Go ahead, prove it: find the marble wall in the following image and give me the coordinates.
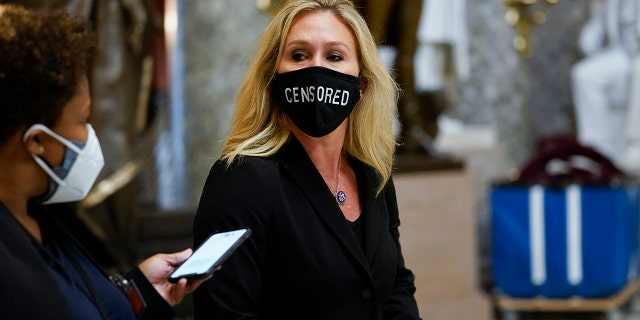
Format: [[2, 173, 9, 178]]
[[182, 1, 271, 207], [445, 0, 589, 169], [526, 1, 589, 140]]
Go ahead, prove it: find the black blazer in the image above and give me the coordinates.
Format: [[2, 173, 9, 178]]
[[193, 138, 421, 320], [0, 200, 172, 320]]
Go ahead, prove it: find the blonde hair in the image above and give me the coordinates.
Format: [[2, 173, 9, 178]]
[[222, 0, 398, 195]]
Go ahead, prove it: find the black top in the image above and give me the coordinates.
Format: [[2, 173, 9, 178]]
[[193, 137, 421, 320], [42, 224, 135, 320], [0, 199, 174, 320], [348, 215, 365, 247]]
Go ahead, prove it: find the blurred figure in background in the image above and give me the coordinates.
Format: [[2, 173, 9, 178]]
[[353, 0, 466, 170], [571, 0, 639, 170]]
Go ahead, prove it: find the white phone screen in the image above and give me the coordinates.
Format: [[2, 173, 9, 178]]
[[169, 228, 251, 282]]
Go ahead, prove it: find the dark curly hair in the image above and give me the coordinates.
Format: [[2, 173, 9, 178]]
[[0, 5, 96, 145]]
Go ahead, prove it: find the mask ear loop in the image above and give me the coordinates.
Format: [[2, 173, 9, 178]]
[[23, 124, 84, 154], [22, 124, 85, 187], [30, 155, 67, 186]]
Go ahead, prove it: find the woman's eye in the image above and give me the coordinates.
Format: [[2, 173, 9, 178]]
[[327, 53, 343, 62], [292, 51, 306, 62]]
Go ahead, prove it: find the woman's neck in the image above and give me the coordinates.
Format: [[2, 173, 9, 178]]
[[0, 192, 42, 242], [0, 150, 43, 242], [294, 132, 343, 170], [289, 118, 347, 170]]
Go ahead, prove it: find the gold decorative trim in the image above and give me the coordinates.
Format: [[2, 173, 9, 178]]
[[503, 0, 559, 56]]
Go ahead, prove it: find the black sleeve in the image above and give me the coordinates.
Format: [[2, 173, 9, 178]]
[[124, 267, 175, 320], [192, 158, 273, 320], [382, 178, 422, 320]]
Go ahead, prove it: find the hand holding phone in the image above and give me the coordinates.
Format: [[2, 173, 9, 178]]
[[169, 228, 251, 283]]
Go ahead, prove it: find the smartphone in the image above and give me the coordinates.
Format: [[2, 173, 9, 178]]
[[168, 228, 251, 283]]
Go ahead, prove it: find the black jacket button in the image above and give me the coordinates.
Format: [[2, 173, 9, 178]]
[[362, 288, 372, 300]]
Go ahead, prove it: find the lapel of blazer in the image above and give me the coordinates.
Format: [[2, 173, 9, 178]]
[[279, 138, 372, 275], [351, 160, 383, 262]]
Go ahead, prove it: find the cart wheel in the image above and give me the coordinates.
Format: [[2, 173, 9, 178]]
[[501, 310, 519, 320], [605, 308, 624, 320]]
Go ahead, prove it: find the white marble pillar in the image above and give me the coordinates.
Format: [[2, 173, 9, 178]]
[[156, 1, 270, 210]]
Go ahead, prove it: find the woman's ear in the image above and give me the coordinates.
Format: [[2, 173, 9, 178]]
[[23, 129, 45, 156], [359, 76, 367, 97]]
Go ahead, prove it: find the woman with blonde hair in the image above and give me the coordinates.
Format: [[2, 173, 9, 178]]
[[193, 0, 421, 318]]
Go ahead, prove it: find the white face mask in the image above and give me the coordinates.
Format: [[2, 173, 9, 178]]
[[23, 124, 105, 204]]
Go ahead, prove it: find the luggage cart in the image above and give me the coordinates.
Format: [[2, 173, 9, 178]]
[[491, 277, 640, 320], [484, 137, 640, 320]]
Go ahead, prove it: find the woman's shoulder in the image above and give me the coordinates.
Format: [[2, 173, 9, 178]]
[[197, 155, 279, 220], [204, 155, 282, 188], [212, 154, 280, 174]]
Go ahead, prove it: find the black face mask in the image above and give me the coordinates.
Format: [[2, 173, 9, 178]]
[[272, 66, 361, 137]]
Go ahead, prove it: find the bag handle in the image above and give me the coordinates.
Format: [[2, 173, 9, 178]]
[[516, 135, 624, 185]]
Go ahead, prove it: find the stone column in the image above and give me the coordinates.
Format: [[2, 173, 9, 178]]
[[157, 1, 270, 210], [526, 1, 589, 140], [445, 0, 532, 169]]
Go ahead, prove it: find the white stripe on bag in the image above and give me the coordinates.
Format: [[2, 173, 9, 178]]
[[567, 185, 583, 285], [530, 185, 546, 285]]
